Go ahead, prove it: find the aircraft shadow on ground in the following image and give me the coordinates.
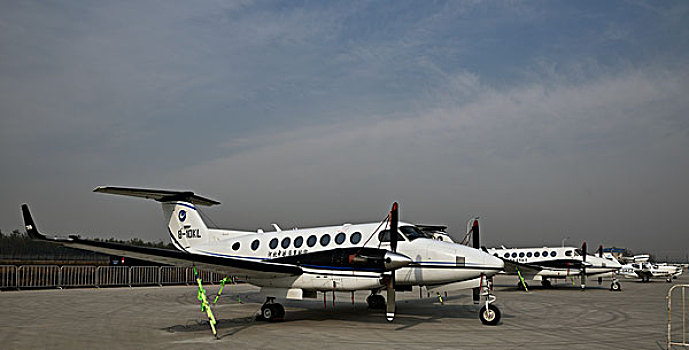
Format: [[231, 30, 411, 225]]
[[164, 292, 511, 338]]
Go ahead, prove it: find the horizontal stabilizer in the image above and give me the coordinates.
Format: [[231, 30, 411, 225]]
[[94, 186, 220, 206]]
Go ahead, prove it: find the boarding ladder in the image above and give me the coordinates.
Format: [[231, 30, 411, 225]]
[[667, 284, 689, 349]]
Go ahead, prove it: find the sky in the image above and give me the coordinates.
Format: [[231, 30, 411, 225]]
[[1, 1, 688, 260]]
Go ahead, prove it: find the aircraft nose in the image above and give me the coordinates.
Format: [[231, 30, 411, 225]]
[[484, 252, 504, 271]]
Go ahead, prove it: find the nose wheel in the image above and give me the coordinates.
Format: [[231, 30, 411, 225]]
[[479, 303, 501, 326], [478, 276, 501, 325]]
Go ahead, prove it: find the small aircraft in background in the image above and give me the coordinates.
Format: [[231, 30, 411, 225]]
[[486, 243, 622, 291], [619, 262, 683, 282], [22, 186, 506, 336]]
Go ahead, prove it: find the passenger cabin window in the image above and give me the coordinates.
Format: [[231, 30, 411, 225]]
[[335, 232, 346, 245], [542, 251, 548, 257], [503, 253, 510, 258], [519, 252, 525, 258], [294, 236, 303, 248], [307, 235, 317, 247], [565, 250, 572, 257], [232, 242, 240, 250], [550, 251, 557, 257], [269, 238, 278, 249], [534, 252, 540, 257], [378, 230, 405, 242], [350, 232, 362, 244], [320, 234, 331, 246], [281, 237, 291, 249], [494, 253, 499, 257], [526, 252, 532, 258], [251, 239, 260, 251], [511, 252, 517, 258]]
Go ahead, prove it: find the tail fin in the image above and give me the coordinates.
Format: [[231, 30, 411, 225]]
[[21, 204, 47, 240], [94, 186, 220, 251]]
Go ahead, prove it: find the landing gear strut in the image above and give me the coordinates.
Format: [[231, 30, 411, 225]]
[[366, 292, 386, 309], [258, 297, 285, 322], [479, 276, 501, 326]]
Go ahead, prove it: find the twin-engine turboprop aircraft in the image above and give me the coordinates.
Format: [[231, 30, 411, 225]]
[[22, 186, 505, 326], [487, 243, 622, 291], [619, 262, 683, 282]]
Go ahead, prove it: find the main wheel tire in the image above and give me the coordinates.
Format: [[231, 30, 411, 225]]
[[610, 282, 621, 291], [541, 280, 552, 288], [479, 304, 501, 326], [261, 304, 273, 320], [367, 295, 385, 309], [517, 281, 528, 290], [274, 303, 285, 319]]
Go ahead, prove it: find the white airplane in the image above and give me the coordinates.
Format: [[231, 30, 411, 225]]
[[619, 262, 683, 282], [486, 243, 622, 291], [21, 186, 505, 331]]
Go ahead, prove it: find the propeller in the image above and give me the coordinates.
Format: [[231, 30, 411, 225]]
[[581, 242, 587, 290], [598, 245, 603, 285], [471, 218, 481, 304], [386, 202, 399, 322]]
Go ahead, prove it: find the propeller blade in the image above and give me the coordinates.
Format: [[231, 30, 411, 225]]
[[599, 245, 603, 258], [390, 202, 398, 253], [471, 218, 480, 249], [471, 218, 481, 304], [581, 242, 587, 289], [386, 202, 399, 322], [386, 276, 395, 322]]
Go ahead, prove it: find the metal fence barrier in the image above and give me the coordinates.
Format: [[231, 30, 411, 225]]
[[668, 284, 689, 349], [0, 265, 229, 290], [0, 265, 17, 288], [61, 266, 96, 287], [17, 265, 60, 288], [160, 266, 188, 285]]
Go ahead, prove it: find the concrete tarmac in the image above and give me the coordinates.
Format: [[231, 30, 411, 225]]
[[1, 274, 686, 350]]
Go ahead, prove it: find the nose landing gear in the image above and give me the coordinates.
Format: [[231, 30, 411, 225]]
[[479, 276, 501, 326]]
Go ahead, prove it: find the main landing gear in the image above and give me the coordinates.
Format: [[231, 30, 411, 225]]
[[610, 279, 622, 291], [257, 297, 285, 322], [540, 279, 552, 288], [366, 292, 386, 309]]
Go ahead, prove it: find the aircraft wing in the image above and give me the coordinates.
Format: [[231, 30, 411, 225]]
[[499, 258, 542, 278], [22, 204, 301, 279]]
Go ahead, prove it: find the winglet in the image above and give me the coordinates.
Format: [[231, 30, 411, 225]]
[[21, 204, 47, 240]]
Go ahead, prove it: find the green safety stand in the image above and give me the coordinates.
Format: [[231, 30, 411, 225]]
[[193, 267, 218, 338], [213, 276, 242, 304], [516, 268, 529, 292]]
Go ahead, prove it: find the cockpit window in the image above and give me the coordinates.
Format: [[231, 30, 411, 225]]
[[565, 250, 572, 257], [573, 249, 582, 256], [378, 229, 406, 242], [399, 226, 433, 241]]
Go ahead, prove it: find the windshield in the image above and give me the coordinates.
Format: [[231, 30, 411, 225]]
[[400, 225, 434, 241], [573, 249, 582, 257]]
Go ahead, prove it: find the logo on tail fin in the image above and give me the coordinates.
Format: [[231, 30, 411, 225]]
[[178, 210, 186, 222]]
